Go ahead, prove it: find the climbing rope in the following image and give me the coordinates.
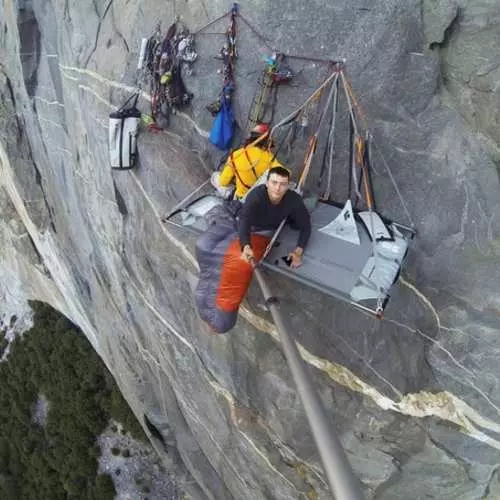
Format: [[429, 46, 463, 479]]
[[342, 73, 368, 132], [340, 71, 363, 201], [297, 73, 339, 192], [340, 73, 416, 229], [270, 67, 340, 137], [256, 69, 342, 265], [371, 139, 416, 229], [160, 6, 415, 239], [283, 53, 340, 65], [195, 10, 339, 66], [334, 72, 384, 298], [318, 76, 339, 200], [193, 9, 233, 35], [238, 13, 275, 52]]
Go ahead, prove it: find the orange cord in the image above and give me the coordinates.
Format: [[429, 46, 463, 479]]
[[343, 74, 368, 132]]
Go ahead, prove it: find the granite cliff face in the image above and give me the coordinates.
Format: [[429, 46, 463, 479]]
[[1, 0, 500, 498]]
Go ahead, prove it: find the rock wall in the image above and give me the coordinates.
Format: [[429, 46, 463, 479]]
[[1, 0, 500, 498]]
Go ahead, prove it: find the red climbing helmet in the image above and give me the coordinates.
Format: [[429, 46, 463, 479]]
[[250, 123, 270, 136]]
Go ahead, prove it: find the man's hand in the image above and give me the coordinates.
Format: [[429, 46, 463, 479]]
[[287, 247, 303, 268], [241, 244, 255, 264]]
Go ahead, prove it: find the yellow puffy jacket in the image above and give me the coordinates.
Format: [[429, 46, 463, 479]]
[[219, 146, 282, 198]]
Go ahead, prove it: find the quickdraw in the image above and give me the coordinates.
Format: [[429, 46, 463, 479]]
[[206, 3, 239, 117]]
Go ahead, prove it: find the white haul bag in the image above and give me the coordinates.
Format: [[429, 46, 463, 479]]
[[109, 93, 141, 169]]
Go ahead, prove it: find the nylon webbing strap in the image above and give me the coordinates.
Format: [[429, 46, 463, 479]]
[[243, 148, 259, 183], [229, 152, 252, 189]]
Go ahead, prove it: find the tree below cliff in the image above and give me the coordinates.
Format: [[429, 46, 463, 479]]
[[0, 301, 145, 500]]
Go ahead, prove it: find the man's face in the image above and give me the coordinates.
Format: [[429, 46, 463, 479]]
[[266, 173, 289, 203]]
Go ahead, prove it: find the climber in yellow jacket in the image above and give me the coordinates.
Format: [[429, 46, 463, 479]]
[[211, 123, 283, 199]]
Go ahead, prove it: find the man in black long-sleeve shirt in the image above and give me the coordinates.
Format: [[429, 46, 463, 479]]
[[239, 166, 311, 268]]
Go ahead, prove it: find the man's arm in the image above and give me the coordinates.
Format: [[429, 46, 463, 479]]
[[238, 189, 260, 250], [285, 200, 311, 269], [294, 198, 312, 250]]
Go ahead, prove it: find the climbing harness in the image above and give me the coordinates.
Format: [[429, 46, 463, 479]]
[[225, 147, 263, 190]]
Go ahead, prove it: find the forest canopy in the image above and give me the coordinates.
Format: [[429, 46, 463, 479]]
[[0, 301, 146, 500]]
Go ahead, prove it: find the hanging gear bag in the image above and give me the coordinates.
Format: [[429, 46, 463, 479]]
[[209, 93, 235, 150], [109, 93, 141, 170]]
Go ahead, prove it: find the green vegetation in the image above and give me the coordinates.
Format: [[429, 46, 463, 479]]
[[0, 331, 7, 357], [94, 473, 117, 498], [0, 301, 146, 499]]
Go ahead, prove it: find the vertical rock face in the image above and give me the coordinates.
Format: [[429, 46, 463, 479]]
[[426, 0, 500, 153], [1, 0, 500, 498]]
